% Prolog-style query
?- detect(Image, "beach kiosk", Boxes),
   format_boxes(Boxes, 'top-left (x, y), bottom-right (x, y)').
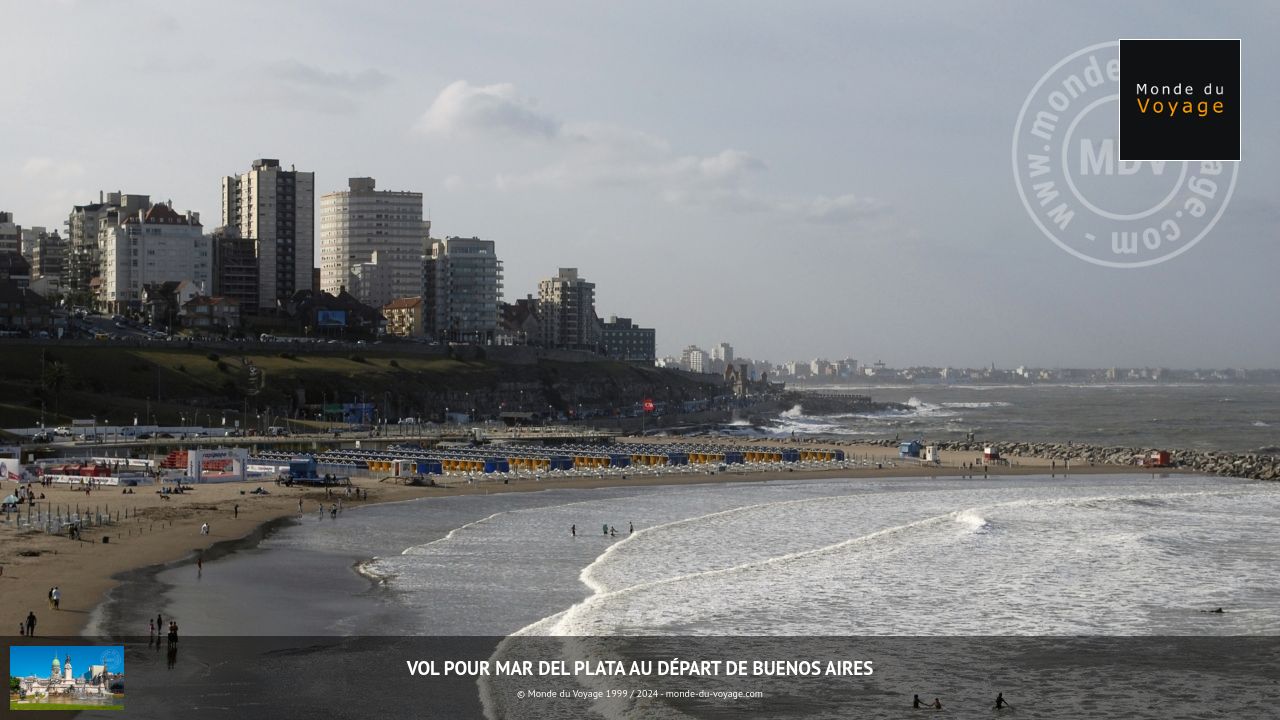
top-left (899, 440), bottom-right (923, 459)
top-left (983, 446), bottom-right (1000, 463)
top-left (922, 445), bottom-right (941, 463)
top-left (1147, 450), bottom-right (1171, 468)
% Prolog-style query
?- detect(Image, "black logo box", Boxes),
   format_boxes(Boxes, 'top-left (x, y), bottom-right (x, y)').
top-left (1119, 38), bottom-right (1241, 161)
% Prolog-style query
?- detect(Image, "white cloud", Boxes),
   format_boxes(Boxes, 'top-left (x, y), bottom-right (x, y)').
top-left (417, 80), bottom-right (560, 139)
top-left (420, 79), bottom-right (888, 228)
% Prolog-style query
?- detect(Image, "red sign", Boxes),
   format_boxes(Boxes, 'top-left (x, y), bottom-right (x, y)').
top-left (642, 398), bottom-right (655, 413)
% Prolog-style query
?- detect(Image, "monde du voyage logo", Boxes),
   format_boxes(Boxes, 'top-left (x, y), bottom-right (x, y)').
top-left (1012, 40), bottom-right (1240, 268)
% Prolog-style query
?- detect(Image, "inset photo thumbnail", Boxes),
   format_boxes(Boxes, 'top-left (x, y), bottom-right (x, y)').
top-left (9, 645), bottom-right (124, 712)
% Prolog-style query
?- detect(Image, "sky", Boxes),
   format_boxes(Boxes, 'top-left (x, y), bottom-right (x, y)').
top-left (2, 1), bottom-right (1277, 368)
top-left (10, 645), bottom-right (125, 677)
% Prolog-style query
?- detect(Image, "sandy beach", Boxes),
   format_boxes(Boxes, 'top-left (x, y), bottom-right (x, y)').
top-left (0, 437), bottom-right (1169, 638)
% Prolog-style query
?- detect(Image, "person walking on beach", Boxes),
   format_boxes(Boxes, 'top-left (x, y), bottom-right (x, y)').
top-left (298, 499), bottom-right (303, 513)
top-left (47, 587), bottom-right (54, 609)
top-left (51, 586), bottom-right (60, 610)
top-left (995, 692), bottom-right (1011, 710)
top-left (200, 522), bottom-right (209, 535)
top-left (234, 504), bottom-right (239, 518)
top-left (150, 618), bottom-right (155, 637)
top-left (25, 611), bottom-right (36, 636)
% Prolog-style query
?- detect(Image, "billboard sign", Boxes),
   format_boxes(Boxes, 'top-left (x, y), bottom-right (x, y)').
top-left (316, 310), bottom-right (347, 328)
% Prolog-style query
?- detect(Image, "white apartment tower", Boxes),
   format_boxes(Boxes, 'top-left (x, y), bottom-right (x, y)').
top-left (221, 159), bottom-right (314, 311)
top-left (319, 177), bottom-right (427, 309)
top-left (99, 203), bottom-right (211, 313)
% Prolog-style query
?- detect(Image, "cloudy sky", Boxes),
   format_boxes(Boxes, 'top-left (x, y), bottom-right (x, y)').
top-left (3, 1), bottom-right (1277, 367)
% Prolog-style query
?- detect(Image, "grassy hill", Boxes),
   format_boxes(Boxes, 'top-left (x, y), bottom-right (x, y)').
top-left (0, 342), bottom-right (717, 428)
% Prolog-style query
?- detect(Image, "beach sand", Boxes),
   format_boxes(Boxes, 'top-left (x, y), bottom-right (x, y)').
top-left (0, 437), bottom-right (1167, 638)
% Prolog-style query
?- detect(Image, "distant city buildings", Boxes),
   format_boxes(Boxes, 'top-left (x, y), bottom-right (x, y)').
top-left (680, 345), bottom-right (709, 373)
top-left (538, 267), bottom-right (598, 350)
top-left (99, 203), bottom-right (211, 313)
top-left (710, 342), bottom-right (734, 364)
top-left (5, 157), bottom-right (656, 354)
top-left (221, 159), bottom-right (314, 312)
top-left (423, 236), bottom-right (502, 343)
top-left (320, 177), bottom-right (426, 309)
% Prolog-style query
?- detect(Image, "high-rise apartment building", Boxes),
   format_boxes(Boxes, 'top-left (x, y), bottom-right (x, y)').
top-left (99, 203), bottom-right (211, 313)
top-left (66, 192), bottom-right (152, 297)
top-left (537, 267), bottom-right (598, 350)
top-left (423, 236), bottom-right (503, 343)
top-left (210, 226), bottom-right (260, 311)
top-left (221, 159), bottom-right (314, 312)
top-left (24, 227), bottom-right (65, 282)
top-left (319, 177), bottom-right (426, 309)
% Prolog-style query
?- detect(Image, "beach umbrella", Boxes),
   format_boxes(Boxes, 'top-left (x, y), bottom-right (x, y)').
top-left (2, 494), bottom-right (17, 504)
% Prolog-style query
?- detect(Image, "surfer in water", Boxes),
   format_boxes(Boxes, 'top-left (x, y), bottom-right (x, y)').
top-left (929, 698), bottom-right (942, 710)
top-left (995, 692), bottom-right (1011, 710)
top-left (912, 694), bottom-right (924, 709)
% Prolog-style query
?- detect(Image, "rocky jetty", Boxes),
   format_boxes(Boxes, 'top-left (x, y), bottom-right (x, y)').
top-left (864, 439), bottom-right (1280, 481)
top-left (781, 391), bottom-right (907, 415)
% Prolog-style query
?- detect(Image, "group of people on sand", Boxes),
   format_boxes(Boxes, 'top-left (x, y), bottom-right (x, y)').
top-left (914, 692), bottom-right (1011, 711)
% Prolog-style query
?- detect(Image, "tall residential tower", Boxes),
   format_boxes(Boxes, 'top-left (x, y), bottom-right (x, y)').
top-left (221, 159), bottom-right (314, 312)
top-left (319, 177), bottom-right (427, 309)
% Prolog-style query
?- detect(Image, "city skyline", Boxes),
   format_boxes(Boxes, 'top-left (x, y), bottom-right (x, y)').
top-left (3, 1), bottom-right (1278, 366)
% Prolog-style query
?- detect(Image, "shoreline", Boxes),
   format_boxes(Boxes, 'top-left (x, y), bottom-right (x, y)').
top-left (2, 438), bottom-right (1194, 639)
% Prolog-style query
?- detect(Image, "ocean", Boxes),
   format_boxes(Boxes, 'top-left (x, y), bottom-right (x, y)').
top-left (756, 383), bottom-right (1280, 453)
top-left (104, 473), bottom-right (1280, 638)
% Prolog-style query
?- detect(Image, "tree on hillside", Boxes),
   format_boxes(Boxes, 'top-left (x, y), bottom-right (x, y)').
top-left (41, 359), bottom-right (71, 420)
